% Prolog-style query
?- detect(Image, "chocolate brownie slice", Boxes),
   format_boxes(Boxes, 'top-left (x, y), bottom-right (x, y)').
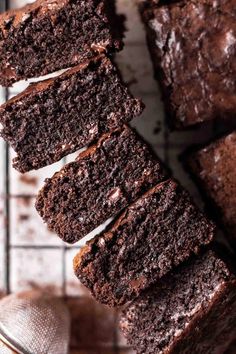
top-left (74, 179), bottom-right (215, 306)
top-left (0, 56), bottom-right (143, 172)
top-left (36, 126), bottom-right (167, 243)
top-left (225, 340), bottom-right (236, 354)
top-left (120, 250), bottom-right (236, 354)
top-left (187, 131), bottom-right (236, 246)
top-left (140, 0), bottom-right (236, 128)
top-left (0, 0), bottom-right (123, 86)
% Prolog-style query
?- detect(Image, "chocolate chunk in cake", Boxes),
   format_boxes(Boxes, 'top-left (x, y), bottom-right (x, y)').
top-left (0, 56), bottom-right (144, 172)
top-left (0, 0), bottom-right (123, 86)
top-left (36, 125), bottom-right (168, 243)
top-left (186, 131), bottom-right (236, 247)
top-left (120, 250), bottom-right (236, 354)
top-left (140, 0), bottom-right (236, 129)
top-left (74, 179), bottom-right (215, 306)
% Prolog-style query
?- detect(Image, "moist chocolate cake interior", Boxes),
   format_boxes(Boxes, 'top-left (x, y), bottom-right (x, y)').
top-left (0, 0), bottom-right (123, 85)
top-left (120, 251), bottom-right (236, 354)
top-left (74, 180), bottom-right (215, 306)
top-left (0, 56), bottom-right (143, 172)
top-left (36, 126), bottom-right (167, 243)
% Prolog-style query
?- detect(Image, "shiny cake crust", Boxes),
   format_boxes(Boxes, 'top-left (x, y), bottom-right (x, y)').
top-left (141, 0), bottom-right (236, 128)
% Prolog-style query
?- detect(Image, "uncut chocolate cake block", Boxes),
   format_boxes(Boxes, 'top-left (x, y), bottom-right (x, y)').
top-left (120, 250), bottom-right (236, 354)
top-left (140, 0), bottom-right (236, 129)
top-left (0, 0), bottom-right (123, 86)
top-left (74, 179), bottom-right (215, 306)
top-left (0, 55), bottom-right (144, 173)
top-left (187, 131), bottom-right (236, 246)
top-left (36, 125), bottom-right (168, 243)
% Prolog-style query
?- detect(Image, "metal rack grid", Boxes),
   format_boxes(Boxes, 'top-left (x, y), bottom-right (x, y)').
top-left (0, 0), bottom-right (227, 353)
top-left (1, 0), bottom-right (10, 298)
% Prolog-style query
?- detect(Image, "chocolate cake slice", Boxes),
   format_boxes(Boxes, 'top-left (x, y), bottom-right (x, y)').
top-left (186, 131), bottom-right (236, 247)
top-left (74, 179), bottom-right (215, 306)
top-left (225, 339), bottom-right (236, 354)
top-left (120, 250), bottom-right (236, 354)
top-left (140, 0), bottom-right (236, 129)
top-left (36, 126), bottom-right (168, 243)
top-left (0, 0), bottom-right (123, 86)
top-left (0, 56), bottom-right (144, 172)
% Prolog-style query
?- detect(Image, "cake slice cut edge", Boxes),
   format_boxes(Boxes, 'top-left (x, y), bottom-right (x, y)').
top-left (0, 0), bottom-right (124, 86)
top-left (185, 130), bottom-right (236, 248)
top-left (35, 125), bottom-right (168, 243)
top-left (120, 249), bottom-right (236, 354)
top-left (0, 55), bottom-right (144, 172)
top-left (74, 179), bottom-right (215, 306)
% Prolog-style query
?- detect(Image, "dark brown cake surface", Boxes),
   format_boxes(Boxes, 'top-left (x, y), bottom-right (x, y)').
top-left (74, 179), bottom-right (215, 306)
top-left (120, 251), bottom-right (236, 354)
top-left (36, 126), bottom-right (167, 243)
top-left (225, 339), bottom-right (236, 354)
top-left (188, 131), bottom-right (236, 245)
top-left (0, 0), bottom-right (123, 86)
top-left (141, 0), bottom-right (236, 128)
top-left (0, 55), bottom-right (143, 172)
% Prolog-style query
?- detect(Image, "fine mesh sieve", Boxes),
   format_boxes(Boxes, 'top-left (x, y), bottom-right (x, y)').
top-left (0, 291), bottom-right (70, 354)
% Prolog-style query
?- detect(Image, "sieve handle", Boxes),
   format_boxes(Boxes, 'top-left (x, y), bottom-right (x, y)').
top-left (0, 332), bottom-right (29, 354)
top-left (0, 339), bottom-right (18, 353)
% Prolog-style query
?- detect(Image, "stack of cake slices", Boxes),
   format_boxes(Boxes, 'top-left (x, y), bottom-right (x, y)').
top-left (0, 0), bottom-right (144, 172)
top-left (36, 123), bottom-right (236, 353)
top-left (0, 1), bottom-right (236, 354)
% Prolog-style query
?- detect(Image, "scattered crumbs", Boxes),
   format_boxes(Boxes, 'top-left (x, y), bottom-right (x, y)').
top-left (20, 174), bottom-right (38, 186)
top-left (19, 214), bottom-right (29, 221)
top-left (20, 197), bottom-right (32, 207)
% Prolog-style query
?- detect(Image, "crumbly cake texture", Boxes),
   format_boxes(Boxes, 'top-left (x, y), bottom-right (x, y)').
top-left (0, 56), bottom-right (144, 172)
top-left (140, 0), bottom-right (236, 129)
top-left (74, 179), bottom-right (215, 306)
top-left (0, 0), bottom-right (123, 86)
top-left (120, 251), bottom-right (236, 354)
top-left (187, 131), bottom-right (236, 246)
top-left (36, 126), bottom-right (168, 243)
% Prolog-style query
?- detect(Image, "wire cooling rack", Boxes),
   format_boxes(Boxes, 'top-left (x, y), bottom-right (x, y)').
top-left (0, 0), bottom-right (229, 353)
